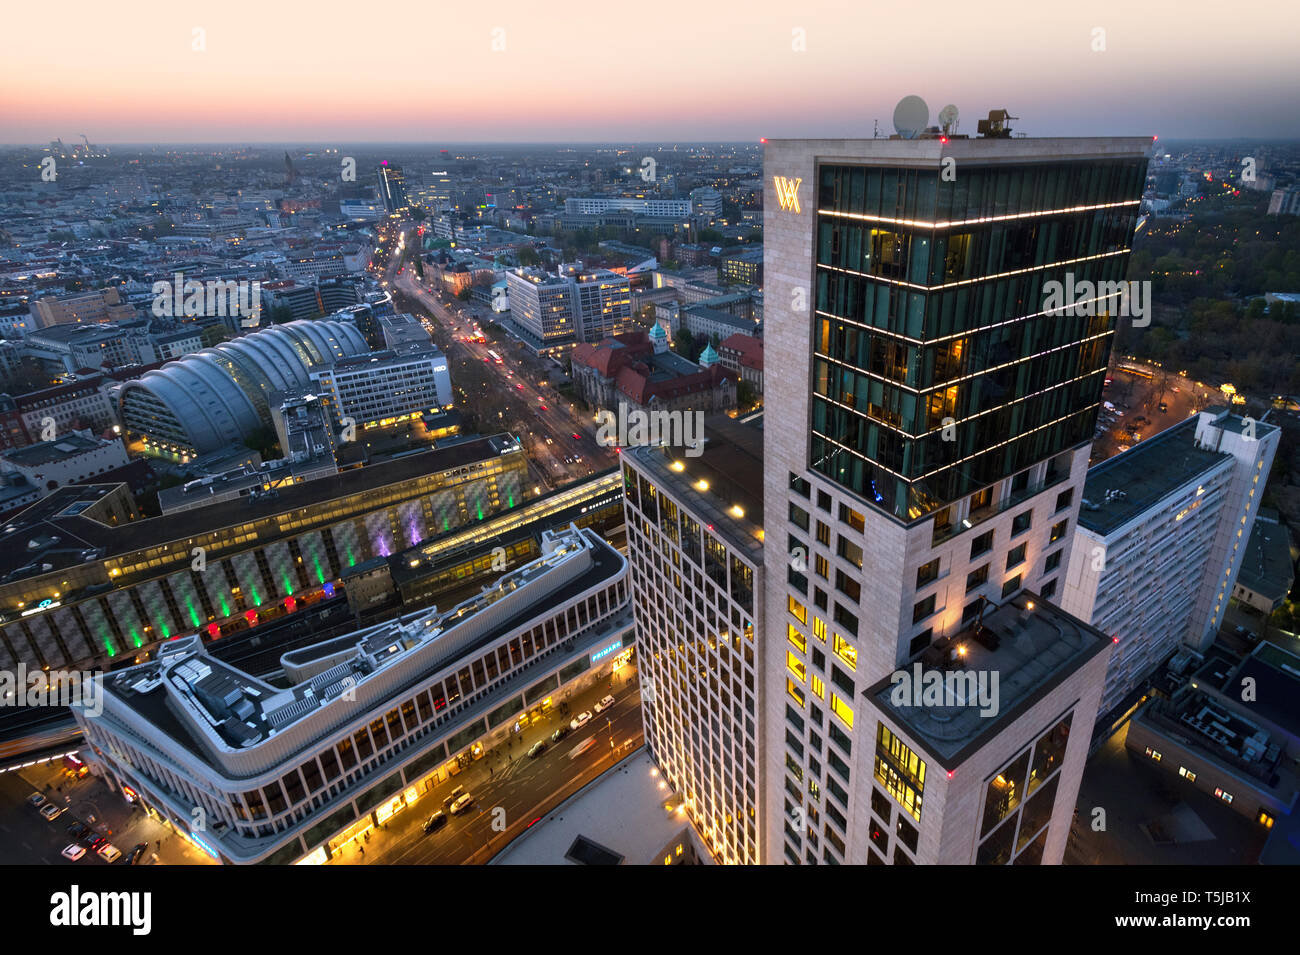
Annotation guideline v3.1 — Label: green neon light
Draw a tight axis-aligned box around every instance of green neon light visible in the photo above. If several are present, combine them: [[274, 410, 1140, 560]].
[[220, 597, 231, 617], [314, 557, 325, 583]]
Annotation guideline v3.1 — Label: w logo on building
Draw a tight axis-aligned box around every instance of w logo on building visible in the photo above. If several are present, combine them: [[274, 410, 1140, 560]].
[[773, 176, 802, 213]]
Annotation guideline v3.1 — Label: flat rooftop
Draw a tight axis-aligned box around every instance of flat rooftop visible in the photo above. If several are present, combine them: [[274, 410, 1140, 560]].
[[866, 592, 1112, 768], [1235, 521, 1295, 603], [2, 432, 108, 467], [491, 750, 696, 865], [625, 414, 764, 562], [1077, 416, 1228, 537]]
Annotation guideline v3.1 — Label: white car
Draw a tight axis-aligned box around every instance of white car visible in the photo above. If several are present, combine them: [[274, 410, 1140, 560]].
[[61, 844, 86, 861], [41, 804, 65, 821], [593, 695, 616, 714], [569, 710, 592, 730], [449, 793, 474, 816], [97, 843, 122, 864]]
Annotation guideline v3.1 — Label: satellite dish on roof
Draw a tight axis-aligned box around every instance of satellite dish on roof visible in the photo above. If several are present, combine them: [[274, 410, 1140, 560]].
[[893, 96, 929, 140], [938, 104, 959, 134]]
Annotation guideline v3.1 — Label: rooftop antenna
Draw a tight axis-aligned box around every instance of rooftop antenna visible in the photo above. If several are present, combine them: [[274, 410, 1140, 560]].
[[892, 96, 929, 140], [938, 105, 959, 136]]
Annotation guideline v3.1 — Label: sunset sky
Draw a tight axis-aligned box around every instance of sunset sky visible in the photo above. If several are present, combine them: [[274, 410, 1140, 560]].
[[3, 0, 1296, 143]]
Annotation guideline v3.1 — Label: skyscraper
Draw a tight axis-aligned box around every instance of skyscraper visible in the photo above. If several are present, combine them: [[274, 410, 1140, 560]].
[[761, 134, 1152, 864], [376, 162, 408, 214]]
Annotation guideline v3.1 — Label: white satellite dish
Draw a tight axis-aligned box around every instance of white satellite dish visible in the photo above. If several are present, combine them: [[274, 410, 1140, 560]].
[[938, 104, 959, 134], [893, 96, 929, 140]]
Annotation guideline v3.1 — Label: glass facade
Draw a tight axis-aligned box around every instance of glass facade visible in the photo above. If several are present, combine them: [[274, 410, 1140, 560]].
[[809, 158, 1148, 520]]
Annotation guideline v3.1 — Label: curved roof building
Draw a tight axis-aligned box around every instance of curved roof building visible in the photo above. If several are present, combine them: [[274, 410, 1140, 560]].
[[120, 319, 369, 458]]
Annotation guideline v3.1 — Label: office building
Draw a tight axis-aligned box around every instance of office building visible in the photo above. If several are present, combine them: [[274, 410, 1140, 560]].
[[506, 266, 632, 356], [119, 319, 369, 459], [564, 197, 692, 217], [0, 430, 129, 492], [72, 524, 632, 864], [761, 134, 1151, 864], [690, 187, 724, 218], [1060, 409, 1279, 717], [308, 347, 453, 431], [376, 163, 409, 214], [623, 417, 765, 864], [0, 434, 527, 674], [32, 288, 137, 328]]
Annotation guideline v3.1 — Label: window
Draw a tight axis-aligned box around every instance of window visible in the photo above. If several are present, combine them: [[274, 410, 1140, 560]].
[[815, 555, 829, 580], [790, 473, 810, 497], [1214, 788, 1234, 804], [1045, 549, 1063, 572], [830, 693, 854, 729], [832, 634, 857, 671], [1178, 766, 1197, 783], [871, 788, 892, 823], [788, 623, 807, 652], [788, 595, 807, 624], [1011, 510, 1032, 536], [837, 536, 863, 569], [966, 565, 988, 593], [1055, 488, 1073, 513], [816, 521, 831, 546], [909, 629, 932, 656], [835, 569, 861, 602], [1259, 809, 1275, 829], [963, 599, 984, 623], [1041, 578, 1057, 599], [875, 724, 926, 822], [817, 490, 832, 512], [810, 674, 826, 700], [1144, 747, 1162, 762], [1001, 574, 1022, 598], [833, 602, 858, 636], [787, 652, 807, 681], [790, 503, 810, 531], [787, 679, 805, 706], [839, 503, 865, 532], [1006, 543, 1027, 570], [814, 587, 828, 611], [971, 530, 994, 558], [916, 558, 940, 587], [913, 594, 936, 623], [1050, 519, 1068, 543]]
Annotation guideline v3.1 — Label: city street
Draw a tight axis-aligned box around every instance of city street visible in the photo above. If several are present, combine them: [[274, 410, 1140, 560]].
[[330, 666, 643, 865]]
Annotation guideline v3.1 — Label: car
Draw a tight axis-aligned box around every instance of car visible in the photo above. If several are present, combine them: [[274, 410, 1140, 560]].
[[515, 383, 524, 390], [1158, 401, 1168, 413], [61, 844, 86, 862], [569, 737, 597, 759], [80, 832, 106, 850], [527, 741, 546, 758], [551, 726, 569, 743], [97, 843, 122, 864], [594, 694, 616, 714], [571, 433, 581, 441], [570, 710, 592, 730], [27, 792, 45, 809], [422, 811, 448, 834], [66, 821, 88, 839], [41, 804, 65, 821], [449, 793, 474, 816], [128, 843, 148, 865]]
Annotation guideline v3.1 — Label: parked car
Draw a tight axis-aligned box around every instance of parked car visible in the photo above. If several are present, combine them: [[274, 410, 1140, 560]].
[[66, 821, 88, 839], [1158, 401, 1168, 413], [423, 811, 448, 834], [61, 844, 86, 862], [128, 843, 148, 865], [97, 844, 122, 864], [442, 785, 465, 812], [594, 695, 615, 714], [40, 804, 65, 821], [569, 710, 592, 730], [449, 793, 474, 816], [27, 792, 46, 809], [550, 726, 569, 743], [527, 741, 546, 758]]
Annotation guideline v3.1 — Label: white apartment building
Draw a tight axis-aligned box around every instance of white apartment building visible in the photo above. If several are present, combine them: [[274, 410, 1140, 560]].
[[506, 266, 631, 355], [72, 525, 633, 864], [0, 430, 130, 490], [1061, 409, 1280, 716], [622, 418, 766, 864], [308, 347, 453, 431], [564, 197, 692, 217]]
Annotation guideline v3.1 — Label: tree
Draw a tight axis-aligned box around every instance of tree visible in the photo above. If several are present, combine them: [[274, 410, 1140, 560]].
[[517, 246, 540, 267], [674, 328, 694, 358], [269, 304, 294, 325], [200, 324, 232, 348]]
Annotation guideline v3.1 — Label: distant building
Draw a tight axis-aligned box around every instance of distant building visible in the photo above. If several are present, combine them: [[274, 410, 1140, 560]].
[[1231, 510, 1295, 615], [719, 247, 763, 287], [0, 429, 129, 493], [1267, 186, 1300, 216], [506, 266, 632, 356], [718, 333, 763, 393], [308, 347, 453, 431], [6, 373, 119, 442], [690, 187, 724, 218], [564, 197, 692, 217], [570, 330, 737, 416], [376, 163, 408, 214], [31, 288, 137, 328], [1061, 409, 1280, 717]]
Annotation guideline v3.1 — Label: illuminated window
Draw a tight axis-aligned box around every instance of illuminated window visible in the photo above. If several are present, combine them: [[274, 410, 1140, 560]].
[[832, 634, 857, 671], [830, 693, 854, 729], [1214, 788, 1233, 804], [787, 679, 805, 706], [788, 595, 807, 624], [875, 724, 926, 823], [787, 652, 807, 682], [788, 624, 807, 652], [812, 617, 828, 642], [1144, 747, 1162, 762], [810, 674, 826, 700], [1258, 810, 1275, 829], [1178, 766, 1196, 783]]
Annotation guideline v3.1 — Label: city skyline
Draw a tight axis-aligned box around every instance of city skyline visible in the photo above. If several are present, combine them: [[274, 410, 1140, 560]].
[[3, 0, 1298, 143]]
